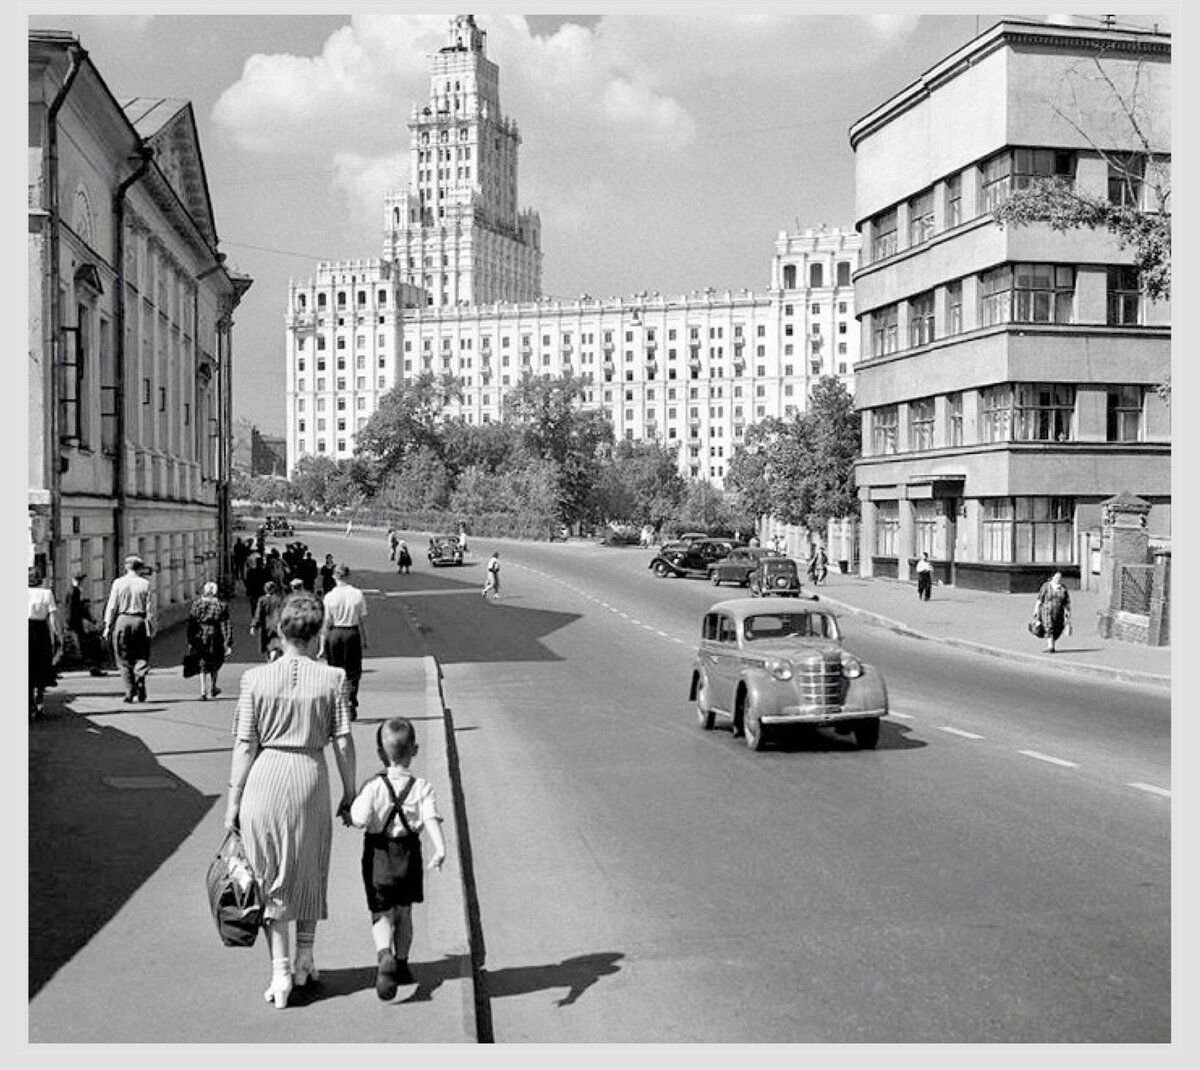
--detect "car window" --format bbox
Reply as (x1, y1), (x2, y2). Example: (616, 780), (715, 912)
(717, 615), (737, 644)
(701, 613), (719, 641)
(744, 613), (838, 641)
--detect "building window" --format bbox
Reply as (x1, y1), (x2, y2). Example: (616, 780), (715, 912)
(946, 279), (963, 336)
(809, 263), (824, 288)
(983, 497), (1074, 563)
(1108, 153), (1145, 207)
(1107, 267), (1141, 325)
(947, 392), (963, 447)
(1014, 148), (1075, 190)
(872, 406), (898, 455)
(871, 305), (899, 356)
(908, 291), (935, 348)
(913, 501), (938, 557)
(1106, 386), (1144, 442)
(980, 152), (1012, 213)
(979, 385), (1012, 443)
(872, 208), (897, 261)
(908, 397), (935, 451)
(980, 383), (1074, 442)
(980, 264), (1074, 326)
(909, 188), (935, 246)
(836, 262), (851, 287)
(875, 502), (899, 556)
(945, 171), (962, 228)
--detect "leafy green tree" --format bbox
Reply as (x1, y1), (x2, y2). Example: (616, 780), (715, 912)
(290, 455), (343, 513)
(725, 418), (784, 521)
(379, 446), (452, 512)
(440, 420), (521, 480)
(356, 372), (463, 471)
(596, 439), (686, 528)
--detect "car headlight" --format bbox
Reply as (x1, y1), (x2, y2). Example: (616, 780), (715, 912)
(764, 657), (793, 681)
(840, 653), (864, 678)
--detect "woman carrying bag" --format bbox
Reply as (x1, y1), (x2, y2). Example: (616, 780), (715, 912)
(186, 582), (233, 700)
(1033, 570), (1072, 654)
(224, 593), (357, 1009)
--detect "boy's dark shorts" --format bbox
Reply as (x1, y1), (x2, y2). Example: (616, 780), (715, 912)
(362, 832), (424, 912)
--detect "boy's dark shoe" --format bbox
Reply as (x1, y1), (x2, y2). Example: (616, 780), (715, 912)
(394, 959), (416, 985)
(376, 950), (399, 1001)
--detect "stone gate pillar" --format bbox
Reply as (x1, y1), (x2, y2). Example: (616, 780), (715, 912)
(1096, 491), (1150, 638)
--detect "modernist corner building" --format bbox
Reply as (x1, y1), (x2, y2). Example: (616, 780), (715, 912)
(850, 19), (1170, 592)
(29, 30), (251, 624)
(285, 14), (861, 486)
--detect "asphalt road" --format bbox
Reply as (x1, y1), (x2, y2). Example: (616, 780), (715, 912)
(306, 527), (1171, 1043)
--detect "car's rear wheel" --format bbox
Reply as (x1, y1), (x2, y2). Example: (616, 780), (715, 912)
(854, 718), (881, 750)
(695, 675), (716, 731)
(742, 694), (766, 752)
(654, 562), (670, 578)
(709, 572), (722, 586)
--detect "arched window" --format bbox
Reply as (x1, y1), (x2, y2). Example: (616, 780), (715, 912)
(782, 264), (796, 289)
(810, 263), (824, 288)
(393, 208), (400, 226)
(836, 261), (851, 287)
(317, 293), (327, 309)
(298, 294), (307, 310)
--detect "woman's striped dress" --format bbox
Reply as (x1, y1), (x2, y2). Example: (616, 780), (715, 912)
(232, 654), (353, 921)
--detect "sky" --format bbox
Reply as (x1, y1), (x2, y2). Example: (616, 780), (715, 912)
(23, 5), (1174, 437)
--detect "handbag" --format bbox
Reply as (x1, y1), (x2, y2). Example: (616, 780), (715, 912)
(1028, 613), (1046, 639)
(205, 828), (263, 948)
(182, 650), (201, 678)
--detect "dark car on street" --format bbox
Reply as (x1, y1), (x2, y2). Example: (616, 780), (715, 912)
(649, 538), (742, 579)
(690, 598), (889, 751)
(707, 547), (773, 587)
(428, 535), (465, 567)
(264, 515), (294, 537)
(748, 556), (811, 599)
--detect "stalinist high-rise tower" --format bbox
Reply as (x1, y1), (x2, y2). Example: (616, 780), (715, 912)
(383, 14), (542, 307)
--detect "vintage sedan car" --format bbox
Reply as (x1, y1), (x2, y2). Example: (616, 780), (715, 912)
(707, 546), (773, 587)
(689, 598), (888, 751)
(264, 515), (294, 537)
(649, 538), (742, 578)
(427, 535), (465, 567)
(748, 556), (810, 598)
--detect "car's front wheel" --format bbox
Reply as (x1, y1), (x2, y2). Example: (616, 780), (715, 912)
(741, 693), (766, 752)
(854, 718), (881, 750)
(654, 561), (670, 578)
(695, 675), (716, 731)
(709, 572), (722, 586)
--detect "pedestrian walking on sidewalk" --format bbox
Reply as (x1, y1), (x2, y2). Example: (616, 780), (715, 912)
(224, 593), (358, 1010)
(388, 528), (400, 562)
(28, 568), (61, 719)
(1034, 571), (1072, 654)
(347, 717), (446, 1000)
(482, 551), (501, 600)
(251, 580), (285, 661)
(66, 570), (106, 675)
(102, 554), (156, 704)
(186, 582), (233, 700)
(320, 564), (368, 717)
(916, 552), (934, 601)
(396, 541), (412, 575)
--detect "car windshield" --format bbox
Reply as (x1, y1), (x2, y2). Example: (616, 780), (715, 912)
(743, 612), (838, 642)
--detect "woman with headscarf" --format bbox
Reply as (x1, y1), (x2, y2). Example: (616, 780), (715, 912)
(187, 581), (233, 700)
(28, 568), (61, 719)
(1034, 570), (1072, 654)
(224, 593), (357, 1008)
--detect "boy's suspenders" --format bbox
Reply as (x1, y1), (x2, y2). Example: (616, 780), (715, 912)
(376, 772), (416, 837)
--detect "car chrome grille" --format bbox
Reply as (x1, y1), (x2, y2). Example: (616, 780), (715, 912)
(797, 655), (842, 708)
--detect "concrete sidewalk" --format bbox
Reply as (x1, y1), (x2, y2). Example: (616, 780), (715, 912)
(28, 599), (476, 1043)
(808, 569), (1171, 689)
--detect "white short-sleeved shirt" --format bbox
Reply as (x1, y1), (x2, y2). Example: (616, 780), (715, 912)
(350, 769), (441, 839)
(322, 584), (368, 627)
(29, 588), (57, 622)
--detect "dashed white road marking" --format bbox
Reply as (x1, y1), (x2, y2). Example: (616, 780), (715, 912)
(889, 711), (914, 720)
(937, 726), (984, 740)
(1128, 782), (1171, 798)
(657, 630), (670, 638)
(1018, 749), (1078, 769)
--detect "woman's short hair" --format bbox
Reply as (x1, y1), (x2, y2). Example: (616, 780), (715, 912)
(278, 592), (325, 642)
(333, 563), (350, 580)
(202, 581), (218, 596)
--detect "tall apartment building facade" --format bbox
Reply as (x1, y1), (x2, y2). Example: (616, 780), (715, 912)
(286, 14), (860, 485)
(29, 31), (251, 625)
(850, 19), (1170, 592)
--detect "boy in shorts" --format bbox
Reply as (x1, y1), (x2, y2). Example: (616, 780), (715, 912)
(347, 718), (447, 999)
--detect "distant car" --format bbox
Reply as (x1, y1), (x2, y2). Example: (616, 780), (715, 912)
(690, 599), (888, 751)
(748, 556), (811, 599)
(649, 538), (743, 578)
(707, 547), (773, 587)
(232, 516), (248, 532)
(264, 515), (293, 537)
(428, 535), (465, 567)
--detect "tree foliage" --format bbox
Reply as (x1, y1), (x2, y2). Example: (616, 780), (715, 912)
(726, 377), (860, 530)
(595, 439), (687, 527)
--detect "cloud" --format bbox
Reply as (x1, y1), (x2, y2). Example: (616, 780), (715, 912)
(330, 151), (408, 226)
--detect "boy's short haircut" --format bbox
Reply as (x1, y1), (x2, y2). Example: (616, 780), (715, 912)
(377, 717), (417, 764)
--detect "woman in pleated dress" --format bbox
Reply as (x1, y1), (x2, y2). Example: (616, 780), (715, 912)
(224, 593), (357, 1009)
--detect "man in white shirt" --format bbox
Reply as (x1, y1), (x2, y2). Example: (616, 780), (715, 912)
(320, 563), (368, 717)
(482, 552), (501, 600)
(102, 554), (157, 703)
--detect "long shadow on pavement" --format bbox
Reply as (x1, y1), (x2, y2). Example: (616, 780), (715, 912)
(28, 691), (217, 998)
(350, 564), (584, 667)
(482, 951), (625, 1007)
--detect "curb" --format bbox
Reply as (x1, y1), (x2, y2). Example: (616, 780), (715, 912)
(816, 593), (1171, 690)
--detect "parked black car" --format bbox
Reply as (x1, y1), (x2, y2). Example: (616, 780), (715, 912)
(649, 538), (742, 578)
(707, 547), (773, 587)
(749, 556), (813, 599)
